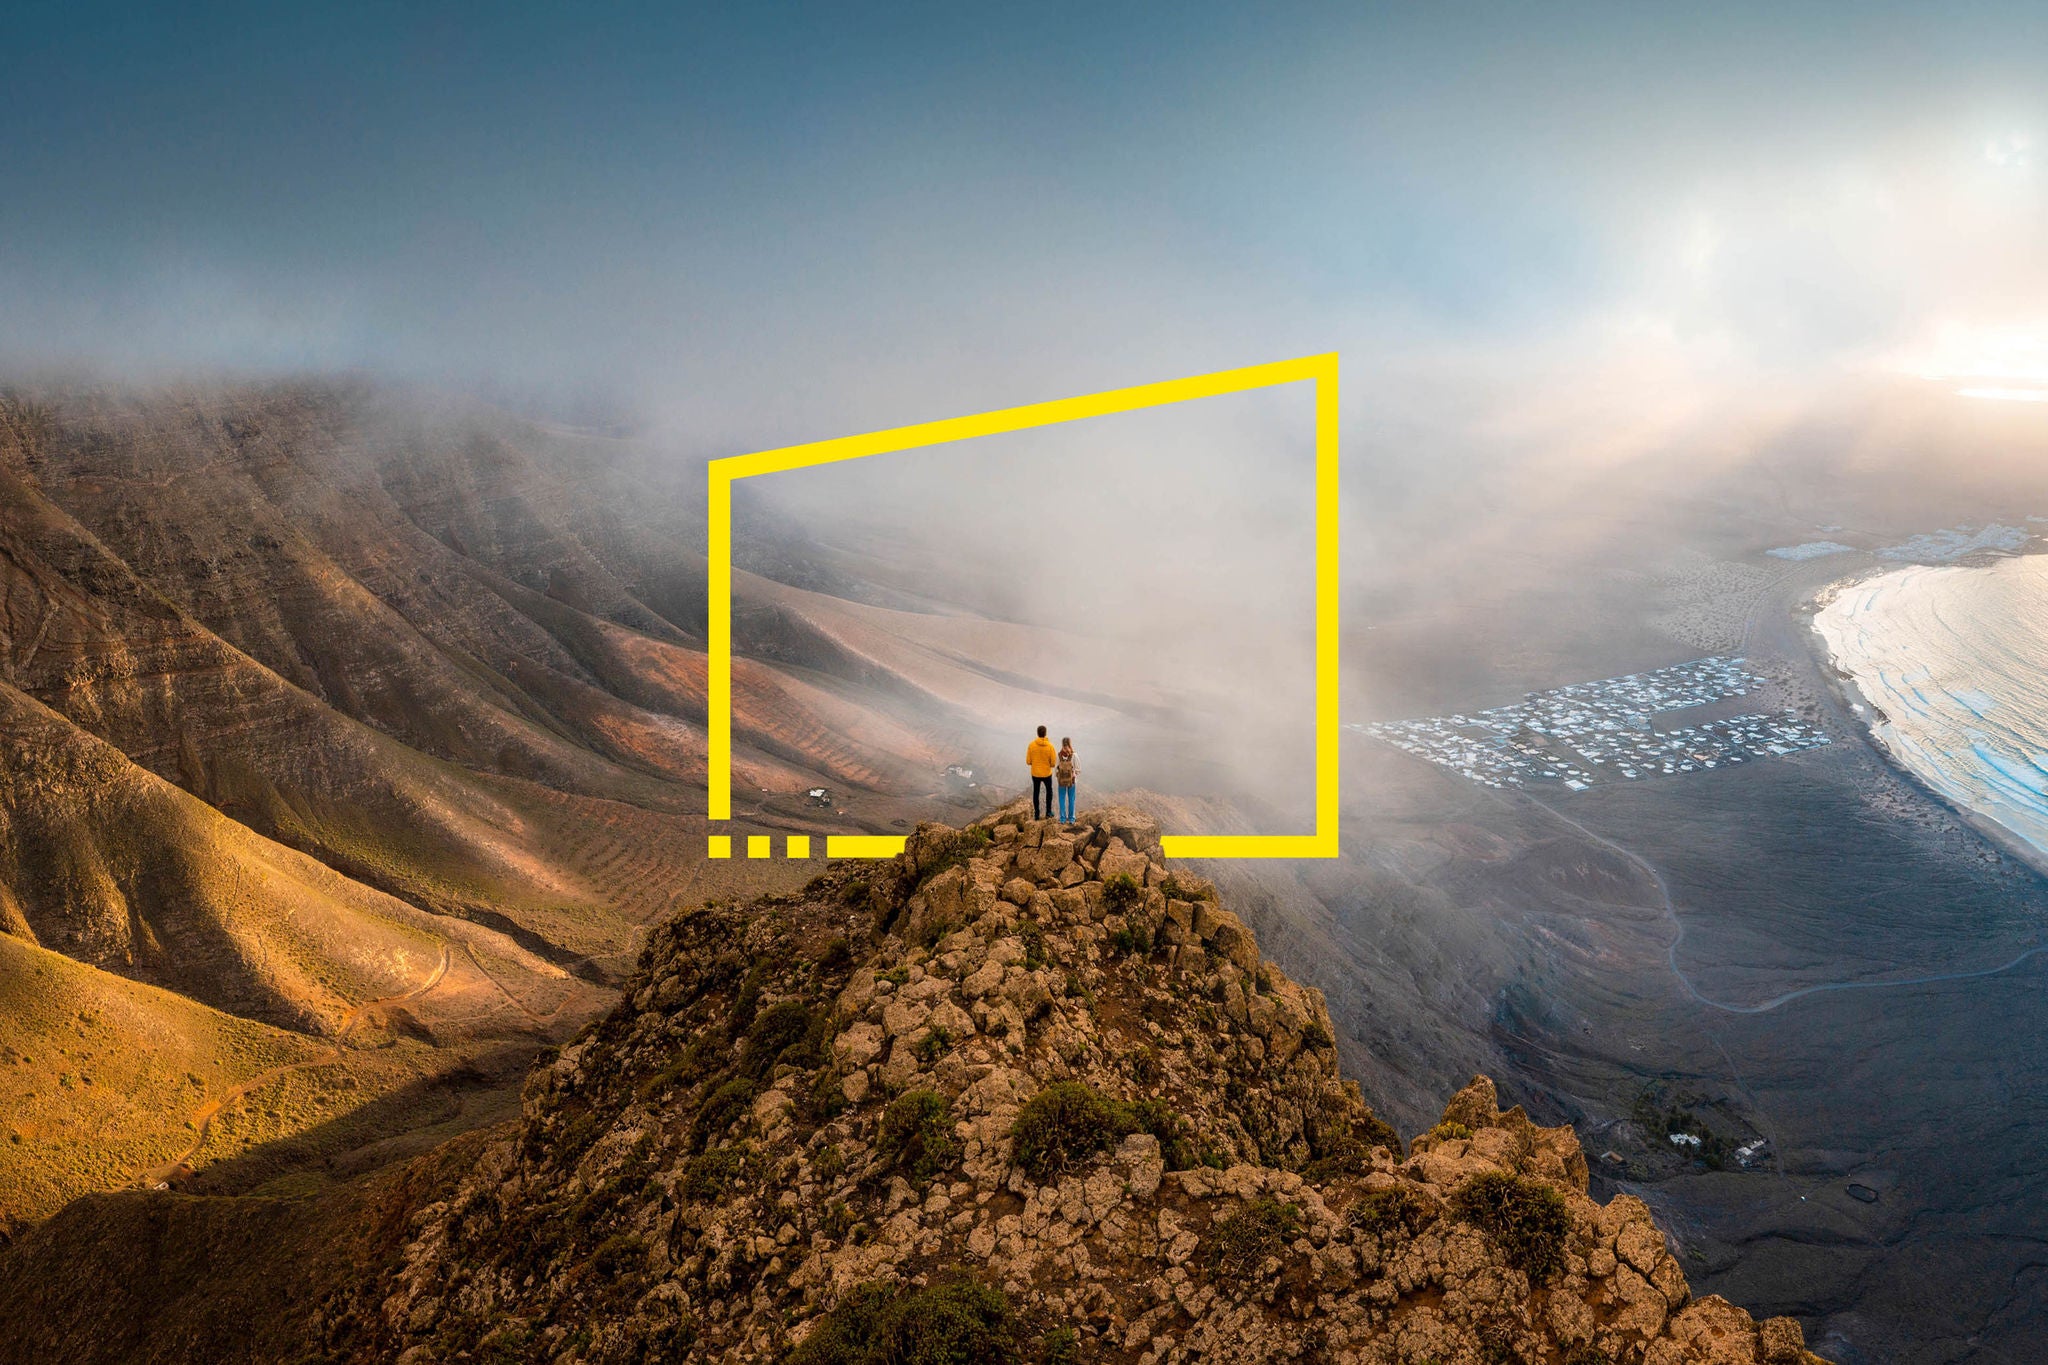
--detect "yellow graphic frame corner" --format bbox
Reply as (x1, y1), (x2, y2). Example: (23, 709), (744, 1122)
(707, 352), (1340, 861)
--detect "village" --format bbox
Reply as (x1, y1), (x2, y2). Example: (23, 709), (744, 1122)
(1356, 656), (1831, 790)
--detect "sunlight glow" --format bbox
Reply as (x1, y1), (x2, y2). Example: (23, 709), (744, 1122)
(1958, 386), (2048, 402)
(1897, 320), (2048, 400)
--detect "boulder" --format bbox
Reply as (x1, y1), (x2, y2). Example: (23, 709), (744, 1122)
(1097, 838), (1149, 884)
(833, 1022), (886, 1067)
(1015, 834), (1077, 882)
(1195, 906), (1260, 975)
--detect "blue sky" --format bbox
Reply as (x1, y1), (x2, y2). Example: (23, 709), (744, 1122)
(4, 2), (2046, 444)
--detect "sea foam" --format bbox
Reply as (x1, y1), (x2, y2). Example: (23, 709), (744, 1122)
(1816, 555), (2048, 858)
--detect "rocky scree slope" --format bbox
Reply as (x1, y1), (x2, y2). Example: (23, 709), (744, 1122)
(342, 806), (1827, 1365)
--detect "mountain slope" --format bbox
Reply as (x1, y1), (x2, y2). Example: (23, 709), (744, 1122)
(0, 930), (345, 1223)
(0, 385), (841, 1218)
(0, 679), (553, 1033)
(269, 806), (1819, 1365)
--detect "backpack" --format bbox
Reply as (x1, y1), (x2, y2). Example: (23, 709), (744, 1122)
(1055, 753), (1075, 783)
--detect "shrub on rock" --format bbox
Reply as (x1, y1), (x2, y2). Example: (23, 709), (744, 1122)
(1009, 1081), (1125, 1179)
(692, 1077), (758, 1151)
(1350, 1185), (1435, 1237)
(878, 1089), (960, 1183)
(742, 1001), (815, 1078)
(1208, 1197), (1302, 1277)
(1450, 1170), (1574, 1285)
(784, 1278), (1018, 1365)
(682, 1145), (751, 1202)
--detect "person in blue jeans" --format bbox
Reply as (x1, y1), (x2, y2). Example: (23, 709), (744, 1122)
(1055, 737), (1078, 823)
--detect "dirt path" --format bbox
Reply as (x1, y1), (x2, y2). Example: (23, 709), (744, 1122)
(137, 944), (453, 1190)
(456, 942), (578, 1028)
(1525, 795), (2048, 1016)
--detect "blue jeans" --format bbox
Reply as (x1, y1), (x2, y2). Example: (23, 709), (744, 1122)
(1058, 784), (1076, 821)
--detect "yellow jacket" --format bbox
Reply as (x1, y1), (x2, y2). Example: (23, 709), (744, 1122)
(1026, 736), (1058, 778)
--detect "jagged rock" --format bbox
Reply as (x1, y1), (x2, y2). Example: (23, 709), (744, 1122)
(325, 809), (1832, 1365)
(1015, 834), (1076, 882)
(1097, 837), (1150, 884)
(1195, 904), (1261, 975)
(1762, 1316), (1812, 1362)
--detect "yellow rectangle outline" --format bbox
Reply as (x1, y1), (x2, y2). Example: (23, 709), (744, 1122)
(708, 352), (1339, 859)
(825, 835), (911, 859)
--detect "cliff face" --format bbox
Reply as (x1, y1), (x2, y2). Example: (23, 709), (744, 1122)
(331, 805), (1824, 1365)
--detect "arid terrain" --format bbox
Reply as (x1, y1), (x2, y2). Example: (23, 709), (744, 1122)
(0, 381), (1259, 1228)
(0, 806), (1827, 1365)
(1, 380), (2046, 1362)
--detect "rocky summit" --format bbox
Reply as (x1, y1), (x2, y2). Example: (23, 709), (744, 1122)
(323, 803), (1825, 1365)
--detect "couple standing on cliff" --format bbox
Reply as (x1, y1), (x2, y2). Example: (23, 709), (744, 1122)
(1025, 725), (1079, 824)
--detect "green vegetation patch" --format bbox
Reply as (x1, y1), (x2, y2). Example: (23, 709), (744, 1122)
(877, 1089), (960, 1184)
(586, 1232), (645, 1276)
(1299, 1100), (1402, 1179)
(1009, 1082), (1126, 1179)
(692, 1076), (759, 1151)
(681, 1145), (754, 1202)
(1019, 921), (1047, 972)
(1449, 1171), (1574, 1285)
(742, 1001), (814, 1076)
(1108, 923), (1152, 957)
(1350, 1186), (1436, 1237)
(1006, 1082), (1193, 1178)
(1101, 874), (1142, 915)
(784, 1277), (1017, 1365)
(1037, 1325), (1081, 1365)
(912, 1026), (953, 1065)
(1208, 1196), (1302, 1277)
(818, 937), (855, 973)
(635, 1034), (716, 1101)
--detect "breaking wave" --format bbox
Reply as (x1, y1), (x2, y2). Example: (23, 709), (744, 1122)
(1815, 554), (2048, 858)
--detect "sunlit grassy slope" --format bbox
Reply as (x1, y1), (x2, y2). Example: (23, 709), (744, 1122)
(0, 933), (325, 1220)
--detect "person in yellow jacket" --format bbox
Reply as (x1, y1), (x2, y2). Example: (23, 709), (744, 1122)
(1026, 725), (1058, 820)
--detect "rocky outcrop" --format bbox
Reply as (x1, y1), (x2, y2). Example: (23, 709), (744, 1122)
(333, 805), (1827, 1364)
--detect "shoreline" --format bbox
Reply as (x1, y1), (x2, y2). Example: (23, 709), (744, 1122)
(1799, 551), (2048, 887)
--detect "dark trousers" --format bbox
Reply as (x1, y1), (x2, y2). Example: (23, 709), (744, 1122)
(1032, 775), (1054, 819)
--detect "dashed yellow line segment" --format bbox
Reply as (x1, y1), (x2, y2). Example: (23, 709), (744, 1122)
(703, 834), (906, 860)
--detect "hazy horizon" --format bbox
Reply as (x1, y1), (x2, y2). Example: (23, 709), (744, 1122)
(7, 2), (2047, 462)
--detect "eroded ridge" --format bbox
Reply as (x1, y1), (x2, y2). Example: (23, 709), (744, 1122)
(344, 807), (1826, 1365)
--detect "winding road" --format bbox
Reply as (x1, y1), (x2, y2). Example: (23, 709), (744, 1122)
(1526, 794), (2048, 1016)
